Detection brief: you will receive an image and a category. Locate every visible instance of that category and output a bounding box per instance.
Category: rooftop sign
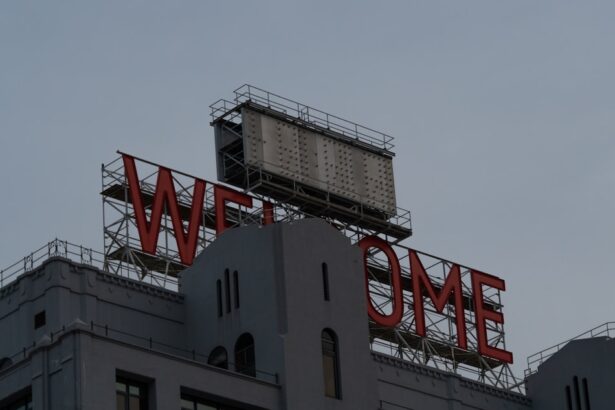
[100,85,517,389]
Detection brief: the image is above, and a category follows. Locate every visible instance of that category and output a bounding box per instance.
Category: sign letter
[471,270,513,363]
[358,236,403,327]
[122,155,205,265]
[410,251,467,349]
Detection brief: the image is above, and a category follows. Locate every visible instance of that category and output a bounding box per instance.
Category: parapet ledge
[372,352,444,380]
[458,378,530,404]
[96,270,184,303]
[0,256,184,304]
[372,353,531,405]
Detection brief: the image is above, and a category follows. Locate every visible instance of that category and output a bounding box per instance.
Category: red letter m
[122,155,206,265]
[410,250,467,349]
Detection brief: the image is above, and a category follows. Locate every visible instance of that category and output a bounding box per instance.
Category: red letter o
[358,236,403,327]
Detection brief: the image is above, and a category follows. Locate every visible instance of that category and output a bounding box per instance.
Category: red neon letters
[123,157,513,364]
[360,235,513,364]
[123,155,205,265]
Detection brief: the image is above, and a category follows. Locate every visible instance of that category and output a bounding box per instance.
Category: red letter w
[122,155,206,265]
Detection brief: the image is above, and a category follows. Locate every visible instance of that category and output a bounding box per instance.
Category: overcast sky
[1,1,614,376]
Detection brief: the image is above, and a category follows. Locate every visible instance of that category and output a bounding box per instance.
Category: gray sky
[1,1,614,376]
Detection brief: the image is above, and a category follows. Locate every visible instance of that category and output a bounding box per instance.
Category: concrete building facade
[0,219,553,410]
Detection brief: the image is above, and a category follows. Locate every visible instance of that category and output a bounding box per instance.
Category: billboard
[241,107,397,215]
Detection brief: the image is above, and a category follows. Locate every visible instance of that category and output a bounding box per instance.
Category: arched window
[322,329,341,399]
[235,333,255,377]
[207,346,228,370]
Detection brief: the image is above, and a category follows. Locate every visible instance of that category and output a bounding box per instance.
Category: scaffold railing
[525,321,615,377]
[0,238,179,291]
[210,84,395,152]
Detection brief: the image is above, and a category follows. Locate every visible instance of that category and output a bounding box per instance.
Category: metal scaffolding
[364,243,521,391]
[97,85,520,391]
[99,152,520,391]
[101,152,412,283]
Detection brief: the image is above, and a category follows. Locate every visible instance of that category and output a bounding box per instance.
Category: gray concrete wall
[0,257,186,362]
[276,219,379,410]
[181,219,379,410]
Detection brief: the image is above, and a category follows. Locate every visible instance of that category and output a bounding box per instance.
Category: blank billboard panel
[242,107,396,215]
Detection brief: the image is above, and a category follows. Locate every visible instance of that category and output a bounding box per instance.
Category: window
[322,263,330,301]
[582,378,591,410]
[224,269,231,314]
[116,377,148,410]
[0,389,32,410]
[207,346,228,370]
[34,311,46,329]
[180,394,241,410]
[573,376,581,410]
[322,329,341,399]
[565,376,591,410]
[234,333,255,377]
[233,270,240,309]
[216,280,223,318]
[565,385,572,410]
[181,397,217,410]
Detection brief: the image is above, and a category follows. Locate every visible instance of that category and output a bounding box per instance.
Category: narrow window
[207,346,228,370]
[224,269,231,314]
[322,263,330,301]
[582,378,591,410]
[116,377,148,410]
[235,333,256,377]
[34,311,46,329]
[573,376,582,410]
[233,270,240,309]
[216,280,223,317]
[565,386,572,410]
[322,329,341,399]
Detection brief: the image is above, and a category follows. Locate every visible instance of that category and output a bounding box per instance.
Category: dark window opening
[180,393,241,410]
[234,333,255,377]
[582,377,591,410]
[34,311,46,329]
[565,386,572,410]
[322,263,330,301]
[322,328,341,399]
[116,377,148,410]
[233,270,240,309]
[224,269,231,314]
[208,346,228,370]
[216,280,223,318]
[0,388,32,410]
[573,376,582,410]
